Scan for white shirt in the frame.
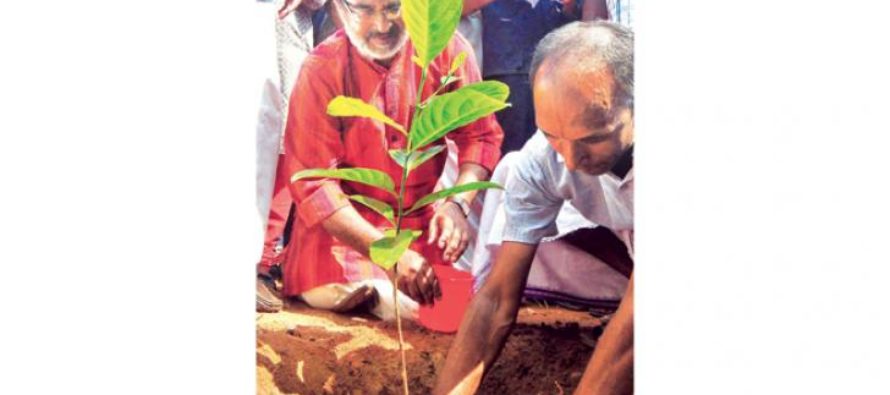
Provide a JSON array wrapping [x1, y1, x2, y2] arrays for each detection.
[[502, 132, 634, 250], [468, 133, 630, 298], [255, 2, 315, 224]]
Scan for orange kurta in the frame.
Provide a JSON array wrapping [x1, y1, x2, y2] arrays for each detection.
[[281, 30, 503, 296]]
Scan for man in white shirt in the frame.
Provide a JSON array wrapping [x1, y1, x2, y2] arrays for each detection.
[[435, 20, 634, 394]]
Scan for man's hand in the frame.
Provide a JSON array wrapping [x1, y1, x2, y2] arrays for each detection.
[[428, 201, 471, 263], [574, 275, 634, 395], [394, 250, 442, 306], [433, 241, 539, 394], [429, 162, 490, 262]]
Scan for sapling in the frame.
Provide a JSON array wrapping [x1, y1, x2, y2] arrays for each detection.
[[291, 0, 509, 392]]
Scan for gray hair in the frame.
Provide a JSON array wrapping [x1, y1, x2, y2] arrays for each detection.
[[529, 20, 634, 107]]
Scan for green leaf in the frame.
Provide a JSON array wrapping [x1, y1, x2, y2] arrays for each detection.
[[291, 168, 396, 195], [348, 195, 395, 225], [369, 231, 418, 270], [384, 228, 423, 239], [388, 145, 446, 171], [439, 75, 461, 89], [402, 0, 463, 67], [462, 80, 510, 102], [449, 52, 468, 75], [406, 145, 446, 170], [409, 81, 510, 150], [405, 181, 503, 215], [387, 149, 411, 169], [327, 96, 407, 136]]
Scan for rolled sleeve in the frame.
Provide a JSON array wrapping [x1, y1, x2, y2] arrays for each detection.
[[453, 120, 503, 172], [501, 150, 563, 244], [296, 180, 351, 229]]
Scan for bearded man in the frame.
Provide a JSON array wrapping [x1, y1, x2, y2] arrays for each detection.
[[281, 0, 504, 320]]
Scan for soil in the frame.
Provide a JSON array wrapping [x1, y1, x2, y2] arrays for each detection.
[[257, 300, 608, 394]]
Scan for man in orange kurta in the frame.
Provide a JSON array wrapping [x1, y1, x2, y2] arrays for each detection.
[[282, 0, 503, 319]]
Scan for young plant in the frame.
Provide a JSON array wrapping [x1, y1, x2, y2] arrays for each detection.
[[291, 0, 509, 392]]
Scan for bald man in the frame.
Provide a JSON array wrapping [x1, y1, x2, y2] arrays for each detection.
[[434, 21, 634, 395]]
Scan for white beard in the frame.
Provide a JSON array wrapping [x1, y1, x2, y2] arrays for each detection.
[[343, 24, 408, 62]]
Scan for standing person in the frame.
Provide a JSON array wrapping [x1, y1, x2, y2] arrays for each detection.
[[462, 0, 608, 156], [458, 9, 484, 71], [281, 0, 504, 320], [604, 0, 632, 27], [256, 0, 338, 313], [434, 21, 634, 394]]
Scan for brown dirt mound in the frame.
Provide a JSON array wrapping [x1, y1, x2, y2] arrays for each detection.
[[257, 302, 606, 394]]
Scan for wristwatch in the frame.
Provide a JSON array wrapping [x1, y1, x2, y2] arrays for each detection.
[[446, 196, 471, 217]]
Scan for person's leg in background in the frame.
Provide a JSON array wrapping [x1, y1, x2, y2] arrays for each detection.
[[257, 2, 317, 313], [256, 155, 294, 312], [491, 74, 538, 156]]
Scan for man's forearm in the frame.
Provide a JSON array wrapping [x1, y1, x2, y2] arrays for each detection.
[[321, 204, 385, 256], [321, 164, 487, 262], [433, 288, 519, 394], [575, 276, 634, 395], [453, 163, 490, 205], [434, 241, 538, 394]]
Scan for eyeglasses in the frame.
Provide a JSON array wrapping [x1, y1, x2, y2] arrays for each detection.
[[340, 0, 402, 20]]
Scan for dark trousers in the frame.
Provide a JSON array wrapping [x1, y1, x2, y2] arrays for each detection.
[[489, 74, 537, 156]]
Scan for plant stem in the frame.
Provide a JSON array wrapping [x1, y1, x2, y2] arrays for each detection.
[[394, 162, 411, 395], [393, 169, 410, 395], [393, 275, 409, 395], [390, 64, 430, 395]]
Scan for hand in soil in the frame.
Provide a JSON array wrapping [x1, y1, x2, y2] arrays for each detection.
[[396, 250, 442, 305]]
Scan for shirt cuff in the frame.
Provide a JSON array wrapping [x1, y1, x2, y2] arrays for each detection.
[[297, 181, 351, 228], [501, 222, 557, 245]]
